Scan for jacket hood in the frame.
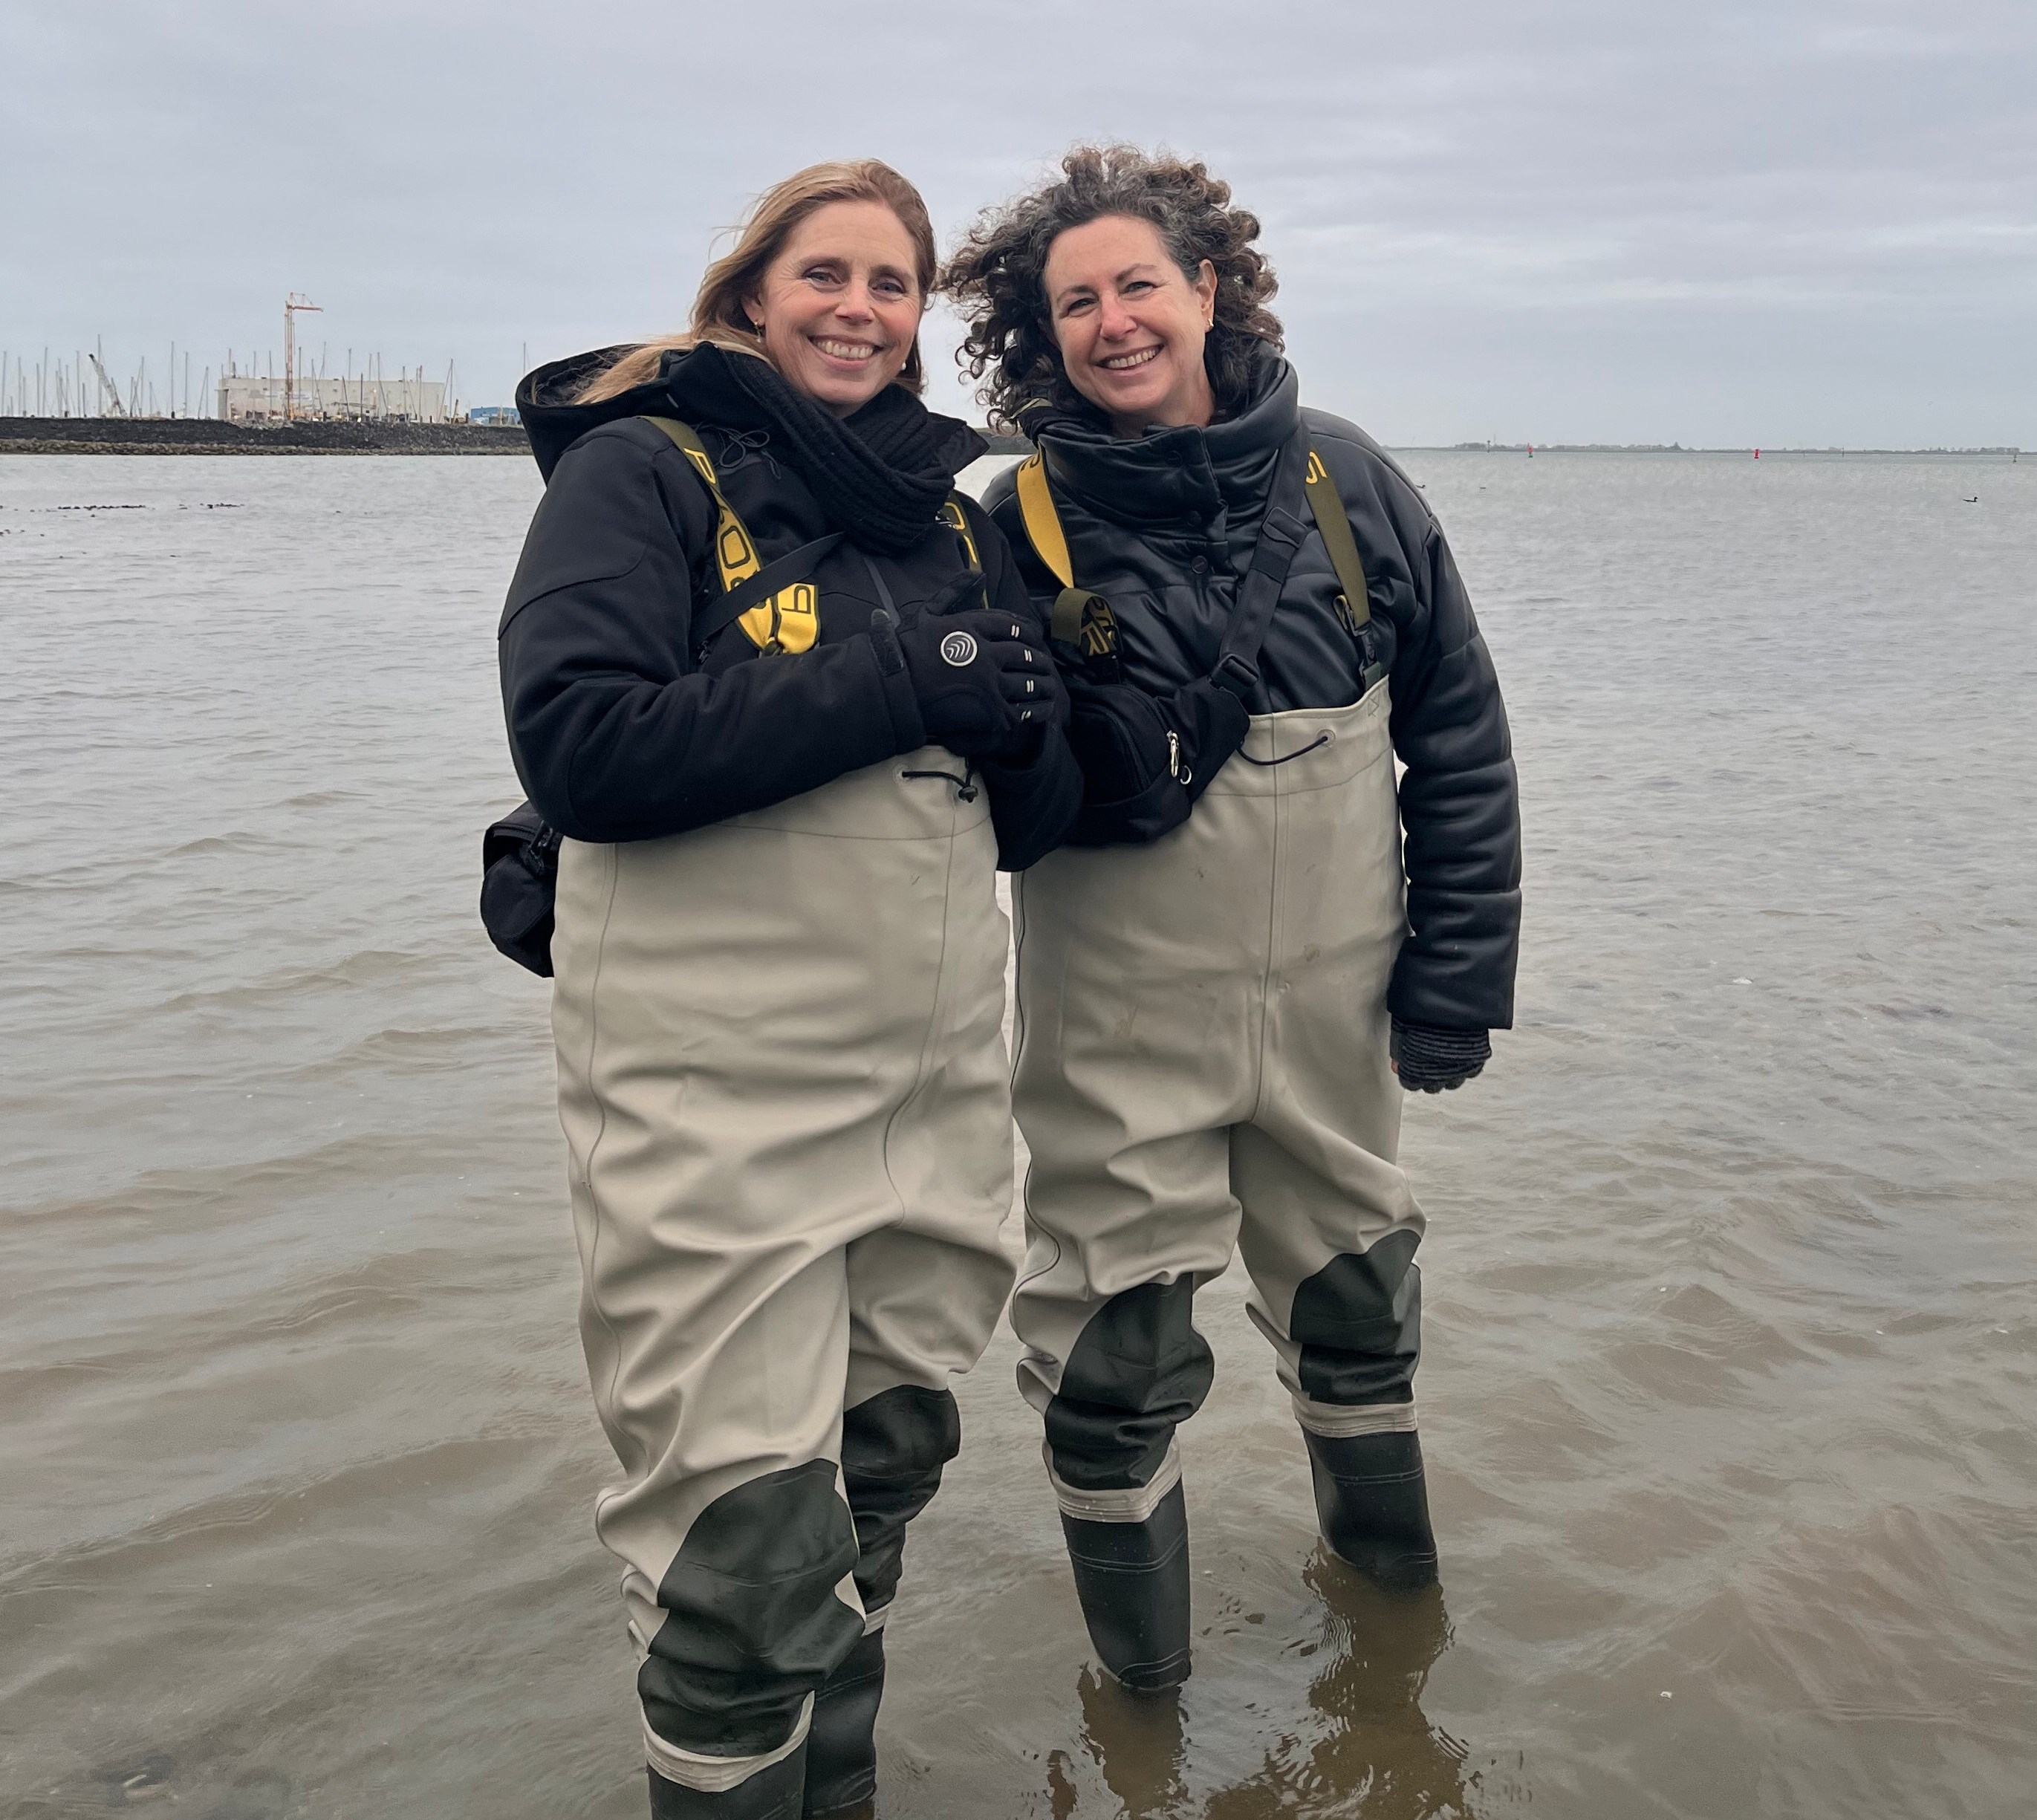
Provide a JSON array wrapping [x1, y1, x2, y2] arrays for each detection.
[[1028, 344, 1300, 530], [516, 345, 653, 483], [516, 344, 985, 553]]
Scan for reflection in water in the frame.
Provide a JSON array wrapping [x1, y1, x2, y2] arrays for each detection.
[[1202, 1553, 1467, 1819], [1056, 1550, 1469, 1819], [1052, 1667, 1191, 1819]]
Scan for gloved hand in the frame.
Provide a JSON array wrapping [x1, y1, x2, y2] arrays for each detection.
[[1391, 1020, 1490, 1093], [871, 587, 1062, 759]]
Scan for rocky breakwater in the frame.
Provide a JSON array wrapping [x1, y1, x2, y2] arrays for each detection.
[[0, 417, 527, 455]]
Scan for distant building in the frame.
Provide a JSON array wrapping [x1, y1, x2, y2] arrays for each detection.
[[468, 406, 521, 426], [218, 374, 449, 425]]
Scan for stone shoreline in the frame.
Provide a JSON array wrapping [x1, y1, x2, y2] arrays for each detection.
[[0, 417, 527, 455], [0, 417, 1036, 458]]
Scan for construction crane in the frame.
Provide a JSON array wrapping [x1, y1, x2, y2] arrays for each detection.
[[87, 351, 126, 417], [283, 293, 322, 420]]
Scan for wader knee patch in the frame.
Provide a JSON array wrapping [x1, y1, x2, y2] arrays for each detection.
[[839, 1385, 962, 1615], [641, 1460, 863, 1759], [1045, 1278, 1215, 1492], [1291, 1231, 1422, 1406]]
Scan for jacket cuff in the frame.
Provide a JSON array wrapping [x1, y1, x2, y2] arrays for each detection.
[[975, 721, 1048, 776], [1387, 955, 1517, 1033], [980, 729, 1083, 871]]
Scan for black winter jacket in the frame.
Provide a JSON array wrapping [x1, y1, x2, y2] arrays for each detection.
[[500, 344, 1081, 869], [983, 354, 1520, 1030]]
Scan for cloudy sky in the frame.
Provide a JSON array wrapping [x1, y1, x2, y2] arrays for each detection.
[[5, 0, 2033, 446]]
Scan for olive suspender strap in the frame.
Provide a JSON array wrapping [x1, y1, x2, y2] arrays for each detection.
[[1301, 449, 1371, 628], [1302, 450, 1387, 691]]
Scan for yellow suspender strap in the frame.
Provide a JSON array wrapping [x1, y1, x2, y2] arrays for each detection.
[[644, 416, 816, 654], [646, 417, 758, 590], [1014, 454, 1073, 588], [1302, 449, 1371, 629], [1013, 454, 1108, 649], [938, 497, 981, 572]]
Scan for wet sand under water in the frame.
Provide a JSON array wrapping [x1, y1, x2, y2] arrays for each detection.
[[1, 449, 2033, 1818]]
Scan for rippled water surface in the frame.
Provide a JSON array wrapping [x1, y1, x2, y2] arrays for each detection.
[[3, 449, 2033, 1819]]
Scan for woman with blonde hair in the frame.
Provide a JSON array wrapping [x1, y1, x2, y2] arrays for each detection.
[[945, 146, 1520, 1691], [499, 160, 1078, 1817]]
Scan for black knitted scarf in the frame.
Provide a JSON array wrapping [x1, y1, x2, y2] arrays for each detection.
[[666, 345, 984, 556]]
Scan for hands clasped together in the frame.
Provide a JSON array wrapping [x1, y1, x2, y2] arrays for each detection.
[[872, 573, 1065, 760]]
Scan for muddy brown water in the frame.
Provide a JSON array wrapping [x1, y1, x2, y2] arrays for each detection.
[[2, 449, 2033, 1819]]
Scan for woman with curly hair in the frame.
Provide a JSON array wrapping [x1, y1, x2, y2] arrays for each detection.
[[945, 146, 1521, 1691]]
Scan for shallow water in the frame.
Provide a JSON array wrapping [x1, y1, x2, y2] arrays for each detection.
[[2, 448, 2033, 1819]]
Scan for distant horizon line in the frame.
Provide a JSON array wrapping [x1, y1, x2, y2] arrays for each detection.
[[1388, 441, 2025, 457], [969, 431, 2025, 458]]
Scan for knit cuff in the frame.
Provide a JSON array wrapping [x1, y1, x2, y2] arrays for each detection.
[[1391, 1020, 1490, 1089]]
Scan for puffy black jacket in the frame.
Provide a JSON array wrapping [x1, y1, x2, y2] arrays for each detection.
[[500, 343, 1081, 870], [983, 353, 1520, 1030]]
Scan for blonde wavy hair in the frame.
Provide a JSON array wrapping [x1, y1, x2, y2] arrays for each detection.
[[574, 160, 938, 403]]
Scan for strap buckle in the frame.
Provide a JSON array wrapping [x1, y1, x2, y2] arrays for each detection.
[[1213, 651, 1260, 697]]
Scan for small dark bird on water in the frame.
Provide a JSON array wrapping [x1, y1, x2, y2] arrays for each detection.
[[1963, 495, 1980, 503]]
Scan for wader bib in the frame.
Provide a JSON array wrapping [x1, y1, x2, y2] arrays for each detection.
[[1010, 688, 1433, 1680], [550, 750, 1014, 1808]]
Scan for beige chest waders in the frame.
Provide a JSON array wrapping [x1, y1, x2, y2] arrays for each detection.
[[550, 752, 1014, 1812], [1010, 689, 1437, 1686]]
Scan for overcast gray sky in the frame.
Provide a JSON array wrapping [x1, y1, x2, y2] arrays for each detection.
[[4, 0, 2033, 446]]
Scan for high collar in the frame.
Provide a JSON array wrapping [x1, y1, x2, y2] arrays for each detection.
[[1028, 347, 1300, 530], [516, 342, 984, 553]]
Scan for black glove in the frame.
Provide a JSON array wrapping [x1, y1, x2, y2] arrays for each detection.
[[1391, 1020, 1490, 1093], [871, 591, 1062, 759]]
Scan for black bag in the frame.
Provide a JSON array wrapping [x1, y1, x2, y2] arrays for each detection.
[[481, 802, 561, 976], [1063, 673, 1249, 846], [1028, 435, 1319, 848]]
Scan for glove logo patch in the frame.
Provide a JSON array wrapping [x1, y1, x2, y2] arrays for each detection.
[[939, 631, 978, 667]]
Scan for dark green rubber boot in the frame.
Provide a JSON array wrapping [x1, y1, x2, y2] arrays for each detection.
[[802, 1626, 884, 1817], [1060, 1481, 1193, 1691], [1302, 1429, 1439, 1592]]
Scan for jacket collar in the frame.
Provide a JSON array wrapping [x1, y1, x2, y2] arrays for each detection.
[[516, 344, 984, 553], [1031, 348, 1300, 530]]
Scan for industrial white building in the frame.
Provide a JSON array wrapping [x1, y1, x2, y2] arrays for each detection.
[[218, 373, 449, 425]]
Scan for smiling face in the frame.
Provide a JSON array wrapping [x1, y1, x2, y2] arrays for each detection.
[[1043, 213, 1218, 437], [746, 199, 924, 417]]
